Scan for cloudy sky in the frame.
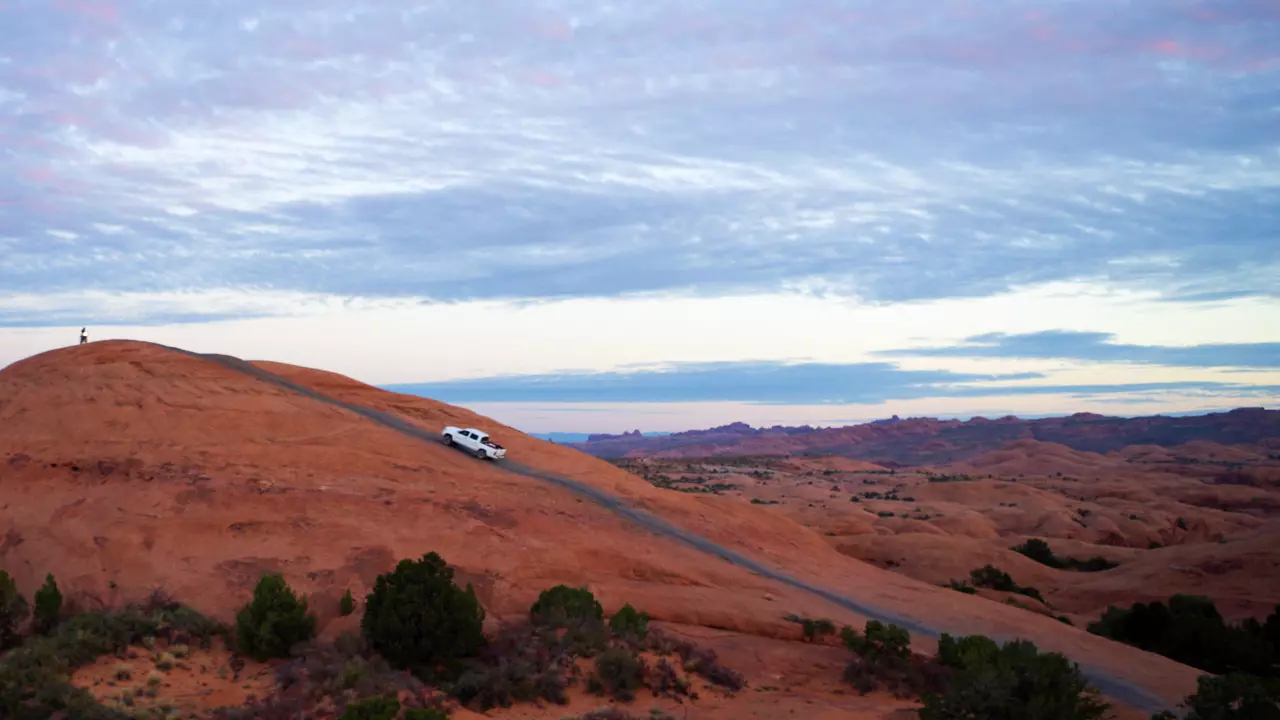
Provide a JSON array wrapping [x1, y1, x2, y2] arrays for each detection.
[[1, 0, 1277, 433]]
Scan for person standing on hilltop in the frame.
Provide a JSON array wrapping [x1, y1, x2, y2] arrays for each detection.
[[79, 327, 88, 345]]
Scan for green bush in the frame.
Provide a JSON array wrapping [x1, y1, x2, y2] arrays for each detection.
[[922, 634, 1109, 720], [235, 573, 317, 661], [842, 620, 910, 664], [32, 574, 62, 635], [340, 695, 400, 720], [530, 585, 603, 627], [1156, 672, 1280, 720], [1012, 539, 1118, 572], [608, 603, 650, 640], [590, 646, 645, 701], [1090, 596, 1276, 677], [361, 552, 486, 677], [340, 589, 356, 617], [787, 615, 836, 642], [0, 571, 28, 650], [969, 565, 1045, 603], [839, 620, 927, 697]]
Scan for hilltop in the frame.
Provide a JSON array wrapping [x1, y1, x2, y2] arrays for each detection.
[[570, 410, 1280, 463], [0, 341, 1229, 718]]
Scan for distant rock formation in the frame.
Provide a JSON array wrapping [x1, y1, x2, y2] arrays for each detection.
[[569, 407, 1280, 465]]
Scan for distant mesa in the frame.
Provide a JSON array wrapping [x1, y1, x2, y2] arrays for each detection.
[[569, 408, 1280, 464]]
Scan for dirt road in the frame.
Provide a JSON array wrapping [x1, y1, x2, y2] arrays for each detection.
[[178, 347, 1179, 716]]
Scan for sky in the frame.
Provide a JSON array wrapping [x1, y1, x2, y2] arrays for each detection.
[[1, 0, 1278, 433]]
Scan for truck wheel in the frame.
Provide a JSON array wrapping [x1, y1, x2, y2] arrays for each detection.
[[443, 435, 453, 445], [474, 447, 487, 460]]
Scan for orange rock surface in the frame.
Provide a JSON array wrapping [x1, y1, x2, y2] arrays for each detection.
[[0, 340, 1244, 717]]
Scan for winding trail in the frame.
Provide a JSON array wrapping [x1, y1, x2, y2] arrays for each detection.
[[177, 346, 1180, 716]]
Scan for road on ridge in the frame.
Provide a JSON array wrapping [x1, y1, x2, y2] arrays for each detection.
[[175, 346, 1179, 716]]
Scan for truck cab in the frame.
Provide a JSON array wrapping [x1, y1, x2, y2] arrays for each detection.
[[442, 426, 506, 460]]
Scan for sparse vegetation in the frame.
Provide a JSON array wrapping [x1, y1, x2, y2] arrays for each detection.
[[1153, 672, 1280, 720], [944, 580, 977, 595], [589, 646, 645, 701], [32, 573, 62, 635], [339, 588, 356, 616], [786, 615, 837, 642], [1011, 538, 1119, 572], [839, 620, 933, 697], [338, 694, 401, 720], [449, 585, 741, 712], [1089, 596, 1278, 678], [928, 474, 974, 483], [0, 590, 226, 720], [530, 585, 603, 627], [361, 552, 487, 678], [212, 634, 450, 719], [922, 634, 1111, 720], [0, 570, 28, 651], [234, 573, 317, 661], [969, 565, 1046, 604], [609, 604, 651, 641]]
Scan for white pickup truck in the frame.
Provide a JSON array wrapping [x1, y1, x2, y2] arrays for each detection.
[[442, 426, 506, 460]]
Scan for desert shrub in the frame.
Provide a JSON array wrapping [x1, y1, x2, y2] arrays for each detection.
[[339, 589, 356, 617], [608, 604, 650, 641], [1, 596, 224, 720], [944, 580, 976, 594], [0, 570, 28, 651], [1155, 672, 1280, 720], [648, 657, 691, 698], [839, 620, 930, 697], [235, 573, 317, 661], [1070, 556, 1119, 572], [786, 615, 836, 641], [1090, 596, 1276, 677], [1012, 539, 1119, 572], [339, 695, 399, 720], [644, 629, 743, 691], [214, 639, 447, 719], [361, 552, 486, 678], [452, 655, 568, 710], [32, 574, 62, 635], [1012, 538, 1060, 567], [969, 565, 1045, 603], [589, 646, 645, 701], [530, 585, 603, 627], [921, 634, 1110, 720]]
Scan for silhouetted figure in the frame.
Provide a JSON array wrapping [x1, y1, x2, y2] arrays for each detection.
[[79, 327, 88, 345]]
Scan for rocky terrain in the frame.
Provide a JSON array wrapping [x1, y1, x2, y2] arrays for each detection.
[[1, 341, 1272, 719], [572, 410, 1280, 465], [609, 444, 1280, 626]]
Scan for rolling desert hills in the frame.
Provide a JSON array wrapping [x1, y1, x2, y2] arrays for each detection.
[[602, 437, 1280, 627], [0, 340, 1260, 718]]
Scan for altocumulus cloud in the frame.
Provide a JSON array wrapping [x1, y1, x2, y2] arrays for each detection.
[[880, 331, 1280, 369], [2, 0, 1279, 324], [385, 361, 1280, 405]]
